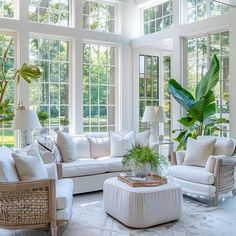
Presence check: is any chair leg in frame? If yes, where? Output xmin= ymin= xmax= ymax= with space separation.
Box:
xmin=210 ymin=196 xmax=218 ymax=206
xmin=232 ymin=188 xmax=236 ymax=196
xmin=50 ymin=223 xmax=57 ymax=236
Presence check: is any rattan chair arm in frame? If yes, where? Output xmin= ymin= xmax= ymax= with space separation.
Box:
xmin=0 ymin=179 xmax=56 ymax=228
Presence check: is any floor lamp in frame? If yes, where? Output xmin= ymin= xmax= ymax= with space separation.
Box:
xmin=12 ymin=103 xmax=42 ymax=147
xmin=142 ymin=106 xmax=166 ymax=143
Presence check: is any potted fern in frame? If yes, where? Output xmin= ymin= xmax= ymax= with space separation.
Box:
xmin=122 ymin=145 xmax=168 ymax=178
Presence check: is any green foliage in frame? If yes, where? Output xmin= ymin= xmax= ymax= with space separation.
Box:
xmin=0 ymin=38 xmax=41 ymax=124
xmin=60 ymin=118 xmax=70 ymax=126
xmin=37 ymin=111 xmax=49 ymax=126
xmin=168 ymin=55 xmax=227 ymax=150
xmin=122 ymin=145 xmax=168 ymax=171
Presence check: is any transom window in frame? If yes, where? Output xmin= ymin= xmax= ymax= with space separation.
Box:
xmin=0 ymin=33 xmax=15 ymax=147
xmin=83 ymin=0 xmax=116 ymax=33
xmin=143 ymin=0 xmax=173 ymax=35
xmin=29 ymin=36 xmax=70 ymax=132
xmin=83 ymin=42 xmax=116 ymax=132
xmin=187 ymin=0 xmax=229 ymax=23
xmin=29 ymin=0 xmax=70 ymax=26
xmin=186 ymin=31 xmax=229 ymax=136
xmin=0 ymin=0 xmax=15 ymax=18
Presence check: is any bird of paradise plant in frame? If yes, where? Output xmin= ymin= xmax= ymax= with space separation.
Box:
xmin=168 ymin=55 xmax=227 ymax=150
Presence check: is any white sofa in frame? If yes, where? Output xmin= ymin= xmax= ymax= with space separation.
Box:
xmin=43 ymin=132 xmax=130 ymax=194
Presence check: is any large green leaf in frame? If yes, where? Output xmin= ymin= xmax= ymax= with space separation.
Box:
xmin=195 ymin=55 xmax=220 ymax=101
xmin=14 ymin=63 xmax=41 ymax=84
xmin=178 ymin=116 xmax=196 ymax=127
xmin=168 ymin=79 xmax=195 ymax=111
xmin=188 ymin=90 xmax=216 ymax=122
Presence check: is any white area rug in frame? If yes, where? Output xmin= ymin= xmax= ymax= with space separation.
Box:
xmin=1 ymin=192 xmax=236 ymax=236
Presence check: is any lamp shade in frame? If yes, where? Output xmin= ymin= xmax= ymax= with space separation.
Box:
xmin=12 ymin=110 xmax=42 ymax=130
xmin=142 ymin=106 xmax=166 ymax=123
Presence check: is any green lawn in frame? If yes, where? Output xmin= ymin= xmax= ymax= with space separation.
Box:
xmin=0 ymin=130 xmax=14 ymax=147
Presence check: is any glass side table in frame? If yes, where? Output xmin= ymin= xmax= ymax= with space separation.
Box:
xmin=149 ymin=141 xmax=174 ymax=161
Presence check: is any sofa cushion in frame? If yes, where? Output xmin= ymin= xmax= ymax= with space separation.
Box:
xmin=62 ymin=159 xmax=109 ymax=178
xmin=57 ymin=132 xmax=77 ymax=163
xmin=56 ymin=179 xmax=73 ymax=210
xmin=87 ymin=135 xmax=110 ymax=159
xmin=72 ymin=135 xmax=91 ymax=159
xmin=97 ymin=156 xmax=123 ymax=172
xmin=171 ymin=177 xmax=216 ymax=196
xmin=110 ymin=131 xmax=135 ymax=157
xmin=169 ymin=165 xmax=214 ymax=185
xmin=0 ymin=146 xmax=19 ymax=182
xmin=184 ymin=137 xmax=216 ymax=167
xmin=197 ymin=136 xmax=235 ymax=156
xmin=12 ymin=153 xmax=48 ymax=181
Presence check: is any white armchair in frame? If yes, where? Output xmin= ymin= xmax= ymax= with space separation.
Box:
xmin=169 ymin=136 xmax=236 ymax=206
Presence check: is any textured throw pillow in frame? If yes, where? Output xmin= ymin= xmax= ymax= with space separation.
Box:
xmin=12 ymin=153 xmax=48 ymax=181
xmin=183 ymin=137 xmax=216 ymax=167
xmin=38 ymin=137 xmax=62 ymax=163
xmin=110 ymin=131 xmax=135 ymax=157
xmin=0 ymin=146 xmax=19 ymax=182
xmin=135 ymin=131 xmax=150 ymax=147
xmin=57 ymin=132 xmax=77 ymax=163
xmin=88 ymin=136 xmax=110 ymax=158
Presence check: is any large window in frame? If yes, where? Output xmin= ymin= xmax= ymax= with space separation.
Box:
xmin=83 ymin=42 xmax=116 ymax=132
xmin=83 ymin=0 xmax=116 ymax=33
xmin=0 ymin=33 xmax=15 ymax=147
xmin=138 ymin=54 xmax=172 ymax=139
xmin=29 ymin=36 xmax=70 ymax=132
xmin=0 ymin=0 xmax=15 ymax=18
xmin=187 ymin=0 xmax=229 ymax=23
xmin=186 ymin=31 xmax=229 ymax=136
xmin=143 ymin=0 xmax=173 ymax=35
xmin=29 ymin=0 xmax=70 ymax=26
xmin=139 ymin=55 xmax=159 ymax=131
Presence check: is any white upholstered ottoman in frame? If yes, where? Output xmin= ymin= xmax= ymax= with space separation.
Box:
xmin=103 ymin=177 xmax=182 ymax=228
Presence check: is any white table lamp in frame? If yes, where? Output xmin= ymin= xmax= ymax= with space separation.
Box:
xmin=12 ymin=103 xmax=42 ymax=147
xmin=142 ymin=106 xmax=166 ymax=143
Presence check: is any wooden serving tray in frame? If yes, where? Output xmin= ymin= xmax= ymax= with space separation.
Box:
xmin=118 ymin=174 xmax=167 ymax=187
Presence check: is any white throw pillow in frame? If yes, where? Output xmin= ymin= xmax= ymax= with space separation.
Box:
xmin=57 ymin=132 xmax=77 ymax=163
xmin=135 ymin=131 xmax=150 ymax=147
xmin=110 ymin=131 xmax=135 ymax=157
xmin=0 ymin=146 xmax=19 ymax=182
xmin=12 ymin=153 xmax=48 ymax=181
xmin=88 ymin=136 xmax=110 ymax=158
xmin=38 ymin=137 xmax=62 ymax=163
xmin=184 ymin=137 xmax=216 ymax=167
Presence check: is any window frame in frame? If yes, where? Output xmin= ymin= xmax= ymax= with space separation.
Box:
xmin=82 ymin=0 xmax=118 ymax=34
xmin=141 ymin=0 xmax=173 ymax=36
xmin=82 ymin=40 xmax=118 ymax=132
xmin=184 ymin=30 xmax=230 ymax=137
xmin=29 ymin=33 xmax=73 ymax=133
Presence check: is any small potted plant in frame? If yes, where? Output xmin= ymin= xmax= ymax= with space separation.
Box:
xmin=122 ymin=145 xmax=168 ymax=179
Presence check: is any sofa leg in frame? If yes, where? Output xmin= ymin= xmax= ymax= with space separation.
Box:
xmin=232 ymin=188 xmax=236 ymax=196
xmin=50 ymin=224 xmax=57 ymax=236
xmin=210 ymin=196 xmax=218 ymax=207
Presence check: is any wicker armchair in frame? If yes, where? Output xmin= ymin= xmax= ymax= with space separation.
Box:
xmin=0 ymin=164 xmax=71 ymax=236
xmin=169 ymin=136 xmax=236 ymax=206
